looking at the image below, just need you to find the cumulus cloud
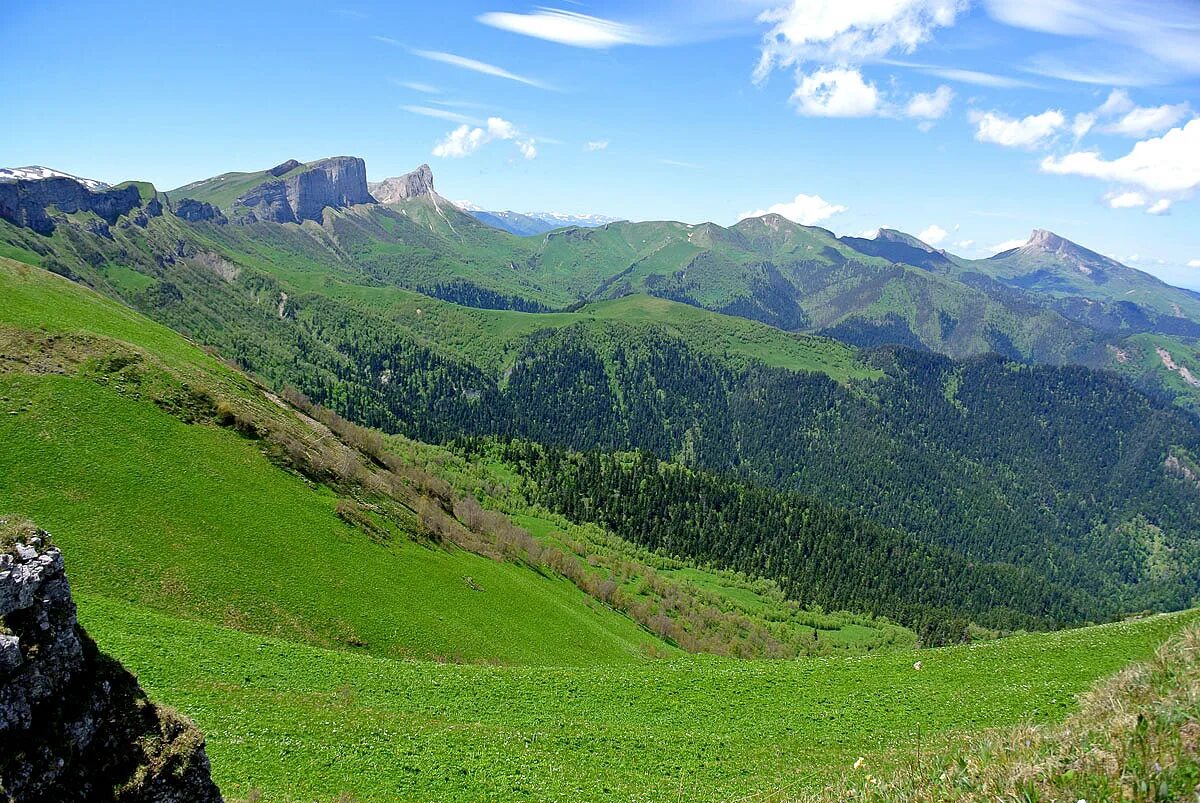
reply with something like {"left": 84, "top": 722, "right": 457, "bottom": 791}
{"left": 585, "top": 140, "right": 609, "bottom": 152}
{"left": 1146, "top": 199, "right": 1172, "bottom": 215}
{"left": 970, "top": 108, "right": 1065, "bottom": 148}
{"left": 1102, "top": 102, "right": 1192, "bottom": 137}
{"left": 1040, "top": 118, "right": 1200, "bottom": 195}
{"left": 477, "top": 9, "right": 655, "bottom": 48}
{"left": 433, "top": 117, "right": 537, "bottom": 160}
{"left": 918, "top": 224, "right": 949, "bottom": 244}
{"left": 955, "top": 239, "right": 975, "bottom": 249}
{"left": 1105, "top": 190, "right": 1147, "bottom": 209}
{"left": 755, "top": 0, "right": 966, "bottom": 80}
{"left": 792, "top": 67, "right": 880, "bottom": 117}
{"left": 754, "top": 1, "right": 965, "bottom": 119}
{"left": 739, "top": 192, "right": 848, "bottom": 225}
{"left": 905, "top": 85, "right": 954, "bottom": 120}
{"left": 1188, "top": 259, "right": 1200, "bottom": 268}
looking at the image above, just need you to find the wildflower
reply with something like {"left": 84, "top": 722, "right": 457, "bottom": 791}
{"left": 853, "top": 756, "right": 865, "bottom": 770}
{"left": 913, "top": 660, "right": 923, "bottom": 671}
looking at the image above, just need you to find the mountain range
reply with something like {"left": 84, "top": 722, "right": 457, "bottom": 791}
{"left": 3, "top": 151, "right": 1200, "bottom": 799}
{"left": 2, "top": 155, "right": 1198, "bottom": 417}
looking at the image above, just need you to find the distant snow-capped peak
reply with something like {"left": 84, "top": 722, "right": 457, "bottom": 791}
{"left": 0, "top": 166, "right": 109, "bottom": 190}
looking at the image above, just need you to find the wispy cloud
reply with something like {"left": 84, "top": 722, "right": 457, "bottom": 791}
{"left": 585, "top": 140, "right": 610, "bottom": 152}
{"left": 413, "top": 50, "right": 550, "bottom": 90}
{"left": 398, "top": 81, "right": 439, "bottom": 94}
{"left": 985, "top": 0, "right": 1200, "bottom": 81}
{"left": 884, "top": 60, "right": 1037, "bottom": 88}
{"left": 658, "top": 159, "right": 702, "bottom": 169}
{"left": 402, "top": 105, "right": 478, "bottom": 125}
{"left": 373, "top": 35, "right": 402, "bottom": 46}
{"left": 477, "top": 8, "right": 657, "bottom": 48}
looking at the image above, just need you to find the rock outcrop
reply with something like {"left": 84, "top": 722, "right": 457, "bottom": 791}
{"left": 368, "top": 164, "right": 436, "bottom": 204}
{"left": 0, "top": 178, "right": 144, "bottom": 236}
{"left": 172, "top": 198, "right": 226, "bottom": 224}
{"left": 0, "top": 519, "right": 223, "bottom": 802}
{"left": 233, "top": 156, "right": 374, "bottom": 224}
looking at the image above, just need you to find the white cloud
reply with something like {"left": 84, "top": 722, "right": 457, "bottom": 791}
{"left": 1105, "top": 190, "right": 1147, "bottom": 209}
{"left": 905, "top": 85, "right": 954, "bottom": 120}
{"left": 658, "top": 159, "right": 702, "bottom": 169}
{"left": 413, "top": 50, "right": 548, "bottom": 89}
{"left": 1101, "top": 102, "right": 1192, "bottom": 137}
{"left": 955, "top": 239, "right": 975, "bottom": 249}
{"left": 1188, "top": 259, "right": 1200, "bottom": 268}
{"left": 400, "top": 81, "right": 439, "bottom": 94}
{"left": 1097, "top": 89, "right": 1134, "bottom": 116}
{"left": 883, "top": 61, "right": 1036, "bottom": 88}
{"left": 1040, "top": 119, "right": 1200, "bottom": 195}
{"left": 432, "top": 117, "right": 537, "bottom": 160}
{"left": 918, "top": 224, "right": 949, "bottom": 244}
{"left": 402, "top": 105, "right": 477, "bottom": 124}
{"left": 1146, "top": 199, "right": 1172, "bottom": 215}
{"left": 755, "top": 0, "right": 966, "bottom": 80}
{"left": 1071, "top": 113, "right": 1095, "bottom": 139}
{"left": 477, "top": 9, "right": 655, "bottom": 48}
{"left": 971, "top": 108, "right": 1065, "bottom": 149}
{"left": 792, "top": 67, "right": 880, "bottom": 117}
{"left": 739, "top": 192, "right": 848, "bottom": 225}
{"left": 989, "top": 238, "right": 1027, "bottom": 253}
{"left": 585, "top": 140, "right": 609, "bottom": 152}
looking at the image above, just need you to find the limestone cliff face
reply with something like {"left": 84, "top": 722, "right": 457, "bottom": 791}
{"left": 0, "top": 178, "right": 144, "bottom": 235}
{"left": 0, "top": 521, "right": 223, "bottom": 802}
{"left": 172, "top": 198, "right": 226, "bottom": 224}
{"left": 368, "top": 164, "right": 436, "bottom": 204}
{"left": 234, "top": 156, "right": 374, "bottom": 223}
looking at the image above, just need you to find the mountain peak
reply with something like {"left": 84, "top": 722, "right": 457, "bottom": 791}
{"left": 369, "top": 164, "right": 436, "bottom": 204}
{"left": 0, "top": 165, "right": 109, "bottom": 191}
{"left": 1027, "top": 228, "right": 1068, "bottom": 251}
{"left": 875, "top": 228, "right": 937, "bottom": 253}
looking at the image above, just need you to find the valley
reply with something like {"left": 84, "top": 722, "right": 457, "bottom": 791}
{"left": 1, "top": 153, "right": 1199, "bottom": 801}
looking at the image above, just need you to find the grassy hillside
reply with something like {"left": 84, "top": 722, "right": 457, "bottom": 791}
{"left": 819, "top": 618, "right": 1200, "bottom": 801}
{"left": 81, "top": 596, "right": 1197, "bottom": 802}
{"left": 301, "top": 285, "right": 876, "bottom": 378}
{"left": 0, "top": 257, "right": 905, "bottom": 661}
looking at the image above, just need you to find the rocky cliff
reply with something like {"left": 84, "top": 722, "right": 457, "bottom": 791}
{"left": 368, "top": 163, "right": 436, "bottom": 204}
{"left": 233, "top": 156, "right": 374, "bottom": 223}
{"left": 0, "top": 178, "right": 145, "bottom": 236}
{"left": 0, "top": 519, "right": 223, "bottom": 802}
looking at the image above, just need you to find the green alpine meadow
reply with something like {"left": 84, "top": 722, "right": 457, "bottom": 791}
{"left": 3, "top": 2, "right": 1200, "bottom": 800}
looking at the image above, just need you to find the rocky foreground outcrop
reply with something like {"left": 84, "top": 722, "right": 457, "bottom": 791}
{"left": 368, "top": 163, "right": 436, "bottom": 204}
{"left": 233, "top": 156, "right": 374, "bottom": 223}
{"left": 0, "top": 178, "right": 144, "bottom": 236}
{"left": 0, "top": 520, "right": 222, "bottom": 802}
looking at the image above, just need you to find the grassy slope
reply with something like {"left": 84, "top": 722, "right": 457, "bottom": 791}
{"left": 0, "top": 258, "right": 661, "bottom": 665}
{"left": 82, "top": 597, "right": 1197, "bottom": 802}
{"left": 167, "top": 163, "right": 306, "bottom": 211}
{"left": 304, "top": 283, "right": 877, "bottom": 379}
{"left": 816, "top": 620, "right": 1200, "bottom": 801}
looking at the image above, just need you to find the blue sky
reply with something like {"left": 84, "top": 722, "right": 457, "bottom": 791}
{"left": 2, "top": 0, "right": 1199, "bottom": 287}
